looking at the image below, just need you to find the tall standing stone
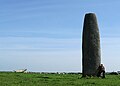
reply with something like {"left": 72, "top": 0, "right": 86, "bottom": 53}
{"left": 82, "top": 13, "right": 101, "bottom": 77}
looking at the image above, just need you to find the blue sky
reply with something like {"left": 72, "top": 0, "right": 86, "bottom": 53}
{"left": 0, "top": 0, "right": 120, "bottom": 72}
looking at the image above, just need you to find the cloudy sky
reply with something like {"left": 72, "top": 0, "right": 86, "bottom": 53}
{"left": 0, "top": 0, "right": 120, "bottom": 72}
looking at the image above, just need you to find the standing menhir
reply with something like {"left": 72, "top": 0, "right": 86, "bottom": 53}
{"left": 82, "top": 13, "right": 101, "bottom": 77}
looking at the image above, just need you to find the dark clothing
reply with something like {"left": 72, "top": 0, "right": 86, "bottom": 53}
{"left": 97, "top": 65, "right": 105, "bottom": 78}
{"left": 97, "top": 70, "right": 105, "bottom": 78}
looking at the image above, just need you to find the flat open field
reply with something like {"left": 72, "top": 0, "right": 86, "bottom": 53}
{"left": 0, "top": 72, "right": 120, "bottom": 86}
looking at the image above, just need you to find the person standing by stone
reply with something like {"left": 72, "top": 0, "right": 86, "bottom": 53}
{"left": 82, "top": 13, "right": 101, "bottom": 77}
{"left": 97, "top": 64, "right": 105, "bottom": 78}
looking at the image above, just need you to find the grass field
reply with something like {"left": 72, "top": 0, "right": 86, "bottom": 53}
{"left": 0, "top": 72, "right": 120, "bottom": 86}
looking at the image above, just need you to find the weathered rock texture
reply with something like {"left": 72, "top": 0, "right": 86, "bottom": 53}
{"left": 82, "top": 13, "right": 101, "bottom": 77}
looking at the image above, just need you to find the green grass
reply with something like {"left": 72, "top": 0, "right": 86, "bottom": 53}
{"left": 0, "top": 72, "right": 120, "bottom": 86}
